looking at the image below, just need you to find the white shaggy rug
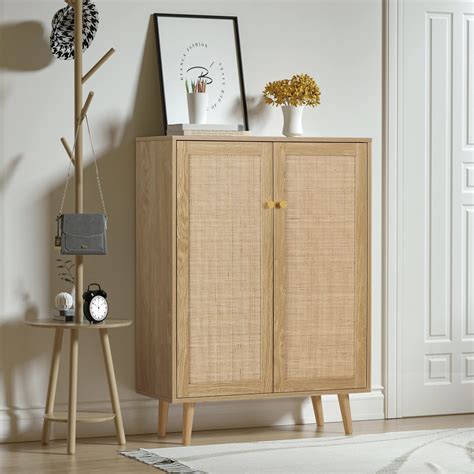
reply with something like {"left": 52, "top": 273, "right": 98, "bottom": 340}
{"left": 121, "top": 428, "right": 473, "bottom": 473}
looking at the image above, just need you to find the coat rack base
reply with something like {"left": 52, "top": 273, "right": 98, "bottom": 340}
{"left": 25, "top": 319, "right": 132, "bottom": 454}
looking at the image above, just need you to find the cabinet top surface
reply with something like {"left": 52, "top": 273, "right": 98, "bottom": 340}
{"left": 136, "top": 135, "right": 372, "bottom": 143}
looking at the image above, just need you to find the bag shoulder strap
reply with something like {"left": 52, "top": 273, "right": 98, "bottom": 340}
{"left": 58, "top": 114, "right": 107, "bottom": 219}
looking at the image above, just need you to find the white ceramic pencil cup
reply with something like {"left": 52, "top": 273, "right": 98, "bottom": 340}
{"left": 187, "top": 92, "right": 208, "bottom": 124}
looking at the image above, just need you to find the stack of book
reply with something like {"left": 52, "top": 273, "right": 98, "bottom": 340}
{"left": 53, "top": 309, "right": 74, "bottom": 322}
{"left": 167, "top": 124, "right": 252, "bottom": 136}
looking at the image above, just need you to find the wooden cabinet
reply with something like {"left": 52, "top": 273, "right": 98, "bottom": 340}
{"left": 136, "top": 136, "right": 371, "bottom": 445}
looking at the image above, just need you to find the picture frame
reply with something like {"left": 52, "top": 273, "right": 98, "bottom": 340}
{"left": 153, "top": 13, "right": 249, "bottom": 131}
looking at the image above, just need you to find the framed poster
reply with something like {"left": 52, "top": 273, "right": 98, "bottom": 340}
{"left": 154, "top": 13, "right": 249, "bottom": 130}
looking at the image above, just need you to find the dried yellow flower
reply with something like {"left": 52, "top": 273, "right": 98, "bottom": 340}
{"left": 263, "top": 73, "right": 321, "bottom": 107}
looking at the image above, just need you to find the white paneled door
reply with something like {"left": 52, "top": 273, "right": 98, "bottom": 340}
{"left": 401, "top": 0, "right": 474, "bottom": 416}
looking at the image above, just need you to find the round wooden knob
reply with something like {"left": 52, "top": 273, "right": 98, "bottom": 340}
{"left": 265, "top": 200, "right": 275, "bottom": 209}
{"left": 276, "top": 201, "right": 287, "bottom": 209}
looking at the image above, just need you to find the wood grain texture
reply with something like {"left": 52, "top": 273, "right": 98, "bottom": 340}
{"left": 1, "top": 416, "right": 468, "bottom": 473}
{"left": 42, "top": 328, "right": 63, "bottom": 445}
{"left": 177, "top": 141, "right": 273, "bottom": 398}
{"left": 158, "top": 401, "right": 169, "bottom": 438}
{"left": 67, "top": 328, "right": 79, "bottom": 454}
{"left": 274, "top": 142, "right": 370, "bottom": 393}
{"left": 355, "top": 143, "right": 369, "bottom": 389}
{"left": 25, "top": 320, "right": 131, "bottom": 330}
{"left": 99, "top": 329, "right": 126, "bottom": 445}
{"left": 311, "top": 395, "right": 324, "bottom": 426}
{"left": 137, "top": 136, "right": 373, "bottom": 144}
{"left": 159, "top": 386, "right": 370, "bottom": 404}
{"left": 338, "top": 394, "right": 353, "bottom": 434}
{"left": 44, "top": 412, "right": 115, "bottom": 423}
{"left": 135, "top": 139, "right": 175, "bottom": 401}
{"left": 135, "top": 137, "right": 371, "bottom": 412}
{"left": 182, "top": 403, "right": 195, "bottom": 446}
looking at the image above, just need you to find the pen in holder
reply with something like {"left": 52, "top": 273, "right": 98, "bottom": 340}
{"left": 186, "top": 79, "right": 208, "bottom": 124}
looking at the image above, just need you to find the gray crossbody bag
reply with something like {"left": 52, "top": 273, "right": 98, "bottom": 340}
{"left": 55, "top": 116, "right": 108, "bottom": 255}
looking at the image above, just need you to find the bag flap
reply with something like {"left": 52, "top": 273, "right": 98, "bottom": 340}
{"left": 63, "top": 233, "right": 105, "bottom": 252}
{"left": 62, "top": 214, "right": 106, "bottom": 237}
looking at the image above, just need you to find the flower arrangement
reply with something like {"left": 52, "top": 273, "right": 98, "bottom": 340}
{"left": 263, "top": 73, "right": 321, "bottom": 107}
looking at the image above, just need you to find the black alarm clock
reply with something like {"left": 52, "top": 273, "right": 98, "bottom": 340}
{"left": 82, "top": 283, "right": 109, "bottom": 324}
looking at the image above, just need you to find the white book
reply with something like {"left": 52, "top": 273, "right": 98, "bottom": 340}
{"left": 167, "top": 123, "right": 246, "bottom": 133}
{"left": 169, "top": 130, "right": 252, "bottom": 136}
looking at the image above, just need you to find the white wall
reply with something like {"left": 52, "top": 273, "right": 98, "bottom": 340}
{"left": 0, "top": 0, "right": 383, "bottom": 442}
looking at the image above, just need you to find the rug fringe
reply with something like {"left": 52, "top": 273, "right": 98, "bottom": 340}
{"left": 120, "top": 449, "right": 207, "bottom": 473}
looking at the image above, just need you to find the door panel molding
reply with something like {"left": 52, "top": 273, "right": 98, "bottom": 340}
{"left": 384, "top": 0, "right": 474, "bottom": 418}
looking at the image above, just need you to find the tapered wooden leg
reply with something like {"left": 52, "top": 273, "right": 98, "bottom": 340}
{"left": 158, "top": 401, "right": 169, "bottom": 438}
{"left": 182, "top": 402, "right": 195, "bottom": 446}
{"left": 311, "top": 395, "right": 324, "bottom": 427}
{"left": 99, "top": 329, "right": 126, "bottom": 446}
{"left": 67, "top": 329, "right": 79, "bottom": 454}
{"left": 42, "top": 328, "right": 63, "bottom": 445}
{"left": 337, "top": 394, "right": 353, "bottom": 435}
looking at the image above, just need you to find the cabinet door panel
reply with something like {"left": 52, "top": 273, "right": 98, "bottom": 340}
{"left": 177, "top": 141, "right": 273, "bottom": 398}
{"left": 274, "top": 143, "right": 369, "bottom": 392}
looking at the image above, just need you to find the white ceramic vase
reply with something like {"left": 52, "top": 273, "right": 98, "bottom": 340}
{"left": 187, "top": 92, "right": 208, "bottom": 124}
{"left": 282, "top": 105, "right": 304, "bottom": 137}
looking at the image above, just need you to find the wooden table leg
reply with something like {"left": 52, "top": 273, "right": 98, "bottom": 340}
{"left": 311, "top": 395, "right": 324, "bottom": 427}
{"left": 182, "top": 402, "right": 195, "bottom": 446}
{"left": 67, "top": 329, "right": 79, "bottom": 454}
{"left": 99, "top": 328, "right": 126, "bottom": 446}
{"left": 337, "top": 394, "right": 353, "bottom": 435}
{"left": 158, "top": 400, "right": 169, "bottom": 438}
{"left": 42, "top": 328, "right": 63, "bottom": 445}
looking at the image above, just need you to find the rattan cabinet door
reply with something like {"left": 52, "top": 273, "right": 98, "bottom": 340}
{"left": 177, "top": 141, "right": 273, "bottom": 398}
{"left": 274, "top": 142, "right": 370, "bottom": 393}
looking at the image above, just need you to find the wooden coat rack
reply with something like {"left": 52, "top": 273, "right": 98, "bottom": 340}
{"left": 24, "top": 1, "right": 131, "bottom": 456}
{"left": 60, "top": 0, "right": 115, "bottom": 323}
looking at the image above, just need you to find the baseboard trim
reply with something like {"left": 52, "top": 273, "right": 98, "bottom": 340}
{"left": 0, "top": 388, "right": 384, "bottom": 443}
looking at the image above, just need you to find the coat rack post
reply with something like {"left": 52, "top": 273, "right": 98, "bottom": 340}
{"left": 74, "top": 0, "right": 84, "bottom": 323}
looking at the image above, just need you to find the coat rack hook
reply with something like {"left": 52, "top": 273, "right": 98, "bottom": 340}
{"left": 60, "top": 137, "right": 74, "bottom": 164}
{"left": 82, "top": 48, "right": 115, "bottom": 84}
{"left": 80, "top": 91, "right": 95, "bottom": 122}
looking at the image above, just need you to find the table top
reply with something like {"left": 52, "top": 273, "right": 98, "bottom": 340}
{"left": 25, "top": 319, "right": 132, "bottom": 329}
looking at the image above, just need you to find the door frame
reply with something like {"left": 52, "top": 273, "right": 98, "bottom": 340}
{"left": 383, "top": 0, "right": 404, "bottom": 419}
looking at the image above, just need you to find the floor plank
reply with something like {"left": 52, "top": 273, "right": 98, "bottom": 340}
{"left": 0, "top": 415, "right": 472, "bottom": 473}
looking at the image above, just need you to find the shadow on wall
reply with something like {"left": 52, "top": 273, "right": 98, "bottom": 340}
{"left": 0, "top": 293, "right": 40, "bottom": 440}
{"left": 0, "top": 21, "right": 53, "bottom": 71}
{"left": 0, "top": 15, "right": 162, "bottom": 441}
{"left": 45, "top": 15, "right": 163, "bottom": 408}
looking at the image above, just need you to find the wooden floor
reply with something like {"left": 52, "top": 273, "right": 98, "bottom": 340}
{"left": 0, "top": 415, "right": 472, "bottom": 473}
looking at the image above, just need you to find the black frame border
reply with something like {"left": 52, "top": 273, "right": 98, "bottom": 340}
{"left": 153, "top": 13, "right": 250, "bottom": 132}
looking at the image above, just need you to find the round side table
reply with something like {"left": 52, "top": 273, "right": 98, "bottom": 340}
{"left": 25, "top": 319, "right": 132, "bottom": 454}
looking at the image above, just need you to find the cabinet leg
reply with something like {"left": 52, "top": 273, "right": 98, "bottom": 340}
{"left": 337, "top": 394, "right": 353, "bottom": 435}
{"left": 67, "top": 329, "right": 79, "bottom": 455}
{"left": 182, "top": 402, "right": 195, "bottom": 446}
{"left": 311, "top": 395, "right": 324, "bottom": 427}
{"left": 99, "top": 329, "right": 126, "bottom": 446}
{"left": 158, "top": 400, "right": 169, "bottom": 438}
{"left": 42, "top": 328, "right": 63, "bottom": 445}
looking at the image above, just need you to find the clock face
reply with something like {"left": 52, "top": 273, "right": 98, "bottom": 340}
{"left": 179, "top": 43, "right": 226, "bottom": 112}
{"left": 89, "top": 295, "right": 108, "bottom": 322}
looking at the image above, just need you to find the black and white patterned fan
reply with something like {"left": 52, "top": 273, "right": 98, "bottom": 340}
{"left": 50, "top": 0, "right": 99, "bottom": 60}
